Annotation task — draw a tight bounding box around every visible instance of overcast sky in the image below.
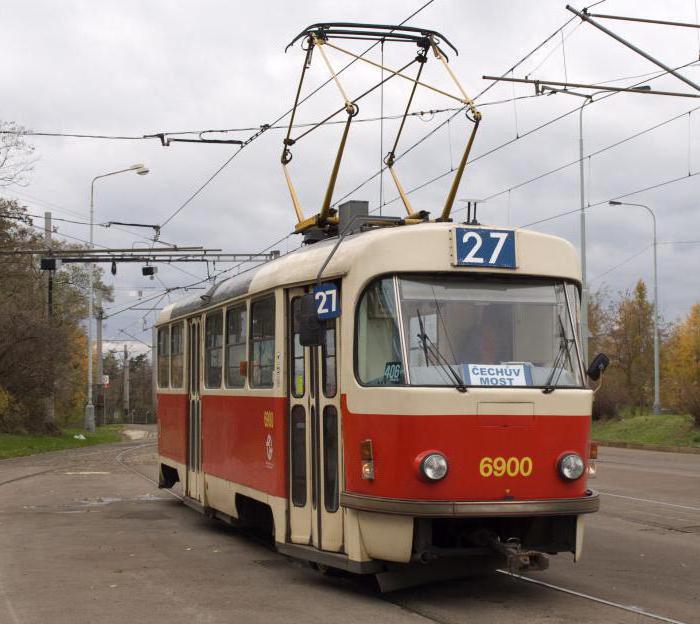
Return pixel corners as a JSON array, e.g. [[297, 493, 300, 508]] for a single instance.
[[2, 0, 699, 355]]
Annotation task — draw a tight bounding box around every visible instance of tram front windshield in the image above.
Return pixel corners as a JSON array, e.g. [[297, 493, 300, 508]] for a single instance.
[[356, 275, 584, 388]]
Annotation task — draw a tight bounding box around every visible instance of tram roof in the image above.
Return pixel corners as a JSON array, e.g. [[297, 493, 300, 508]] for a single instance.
[[157, 223, 580, 325]]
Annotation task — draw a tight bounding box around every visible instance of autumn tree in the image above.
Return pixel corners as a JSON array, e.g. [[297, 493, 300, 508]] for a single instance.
[[604, 280, 655, 413], [663, 304, 700, 425], [0, 200, 112, 432]]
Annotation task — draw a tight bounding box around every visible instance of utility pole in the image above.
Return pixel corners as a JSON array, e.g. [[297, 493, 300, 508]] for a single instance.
[[123, 344, 130, 423], [96, 291, 104, 426], [44, 212, 55, 427]]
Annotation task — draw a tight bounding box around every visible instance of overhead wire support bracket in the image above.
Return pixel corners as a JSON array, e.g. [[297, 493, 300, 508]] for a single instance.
[[481, 75, 700, 99], [281, 22, 482, 233], [566, 5, 700, 93], [145, 133, 244, 147]]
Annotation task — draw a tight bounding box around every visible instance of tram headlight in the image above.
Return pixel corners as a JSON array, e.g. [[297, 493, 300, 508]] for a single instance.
[[418, 452, 448, 481], [558, 453, 585, 481]]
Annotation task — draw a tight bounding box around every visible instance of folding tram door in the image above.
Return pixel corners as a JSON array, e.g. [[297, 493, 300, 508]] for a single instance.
[[287, 288, 343, 552], [186, 317, 203, 502]]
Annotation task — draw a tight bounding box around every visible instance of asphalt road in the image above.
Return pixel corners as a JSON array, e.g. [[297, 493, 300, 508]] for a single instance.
[[0, 430, 698, 624]]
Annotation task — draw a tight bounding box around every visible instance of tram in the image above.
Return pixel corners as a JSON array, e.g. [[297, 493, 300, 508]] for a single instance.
[[155, 22, 607, 586], [155, 201, 606, 582]]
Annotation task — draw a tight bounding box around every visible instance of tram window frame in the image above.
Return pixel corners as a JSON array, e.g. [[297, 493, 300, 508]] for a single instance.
[[204, 309, 224, 389], [290, 404, 307, 507], [157, 326, 170, 388], [322, 319, 337, 398], [225, 303, 247, 389], [354, 273, 586, 390], [354, 276, 405, 386], [322, 405, 339, 513], [250, 294, 276, 389], [290, 297, 305, 398], [170, 322, 184, 389]]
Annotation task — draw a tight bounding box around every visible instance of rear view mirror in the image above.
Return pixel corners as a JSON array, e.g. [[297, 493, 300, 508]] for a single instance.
[[586, 353, 610, 381], [299, 293, 325, 347]]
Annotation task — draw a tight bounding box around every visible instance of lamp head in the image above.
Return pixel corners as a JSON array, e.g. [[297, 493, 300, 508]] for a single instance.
[[130, 163, 150, 176], [630, 85, 652, 92], [609, 200, 623, 206]]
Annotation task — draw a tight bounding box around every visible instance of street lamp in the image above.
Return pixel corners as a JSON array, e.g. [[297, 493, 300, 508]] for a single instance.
[[608, 200, 661, 414], [85, 163, 150, 432]]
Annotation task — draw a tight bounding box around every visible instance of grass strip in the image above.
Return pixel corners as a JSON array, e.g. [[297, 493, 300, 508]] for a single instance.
[[0, 425, 123, 460], [592, 413, 700, 448]]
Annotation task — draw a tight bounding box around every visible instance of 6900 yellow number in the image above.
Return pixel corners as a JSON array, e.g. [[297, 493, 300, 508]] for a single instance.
[[479, 456, 533, 478]]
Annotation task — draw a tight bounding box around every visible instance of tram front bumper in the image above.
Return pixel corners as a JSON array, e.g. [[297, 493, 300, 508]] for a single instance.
[[340, 489, 600, 517]]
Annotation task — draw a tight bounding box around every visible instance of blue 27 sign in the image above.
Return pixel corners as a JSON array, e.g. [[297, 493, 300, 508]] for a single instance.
[[313, 283, 340, 320], [454, 228, 516, 268]]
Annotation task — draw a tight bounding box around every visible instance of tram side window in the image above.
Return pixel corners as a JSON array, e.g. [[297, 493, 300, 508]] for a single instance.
[[290, 298, 304, 397], [250, 295, 276, 388], [205, 310, 223, 388], [323, 405, 339, 512], [170, 323, 184, 388], [225, 304, 247, 388], [356, 278, 405, 385], [157, 327, 170, 388], [322, 320, 337, 397]]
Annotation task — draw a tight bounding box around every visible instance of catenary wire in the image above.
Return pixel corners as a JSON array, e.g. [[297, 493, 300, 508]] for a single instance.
[[157, 0, 437, 230], [374, 59, 700, 216], [481, 103, 700, 203], [517, 171, 700, 229]]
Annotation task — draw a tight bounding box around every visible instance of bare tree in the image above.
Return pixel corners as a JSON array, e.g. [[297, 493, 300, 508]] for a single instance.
[[0, 121, 36, 187]]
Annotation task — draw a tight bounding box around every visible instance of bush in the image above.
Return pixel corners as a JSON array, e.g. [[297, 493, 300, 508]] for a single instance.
[[592, 385, 620, 421]]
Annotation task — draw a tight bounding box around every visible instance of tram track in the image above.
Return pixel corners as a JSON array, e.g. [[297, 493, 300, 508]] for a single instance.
[[497, 571, 691, 624], [0, 444, 135, 488], [114, 443, 694, 624], [380, 570, 693, 624]]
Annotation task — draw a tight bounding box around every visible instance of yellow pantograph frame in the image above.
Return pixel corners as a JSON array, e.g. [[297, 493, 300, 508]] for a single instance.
[[281, 33, 482, 233]]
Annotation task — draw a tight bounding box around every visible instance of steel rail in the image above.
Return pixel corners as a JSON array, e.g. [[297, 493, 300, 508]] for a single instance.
[[499, 571, 690, 624]]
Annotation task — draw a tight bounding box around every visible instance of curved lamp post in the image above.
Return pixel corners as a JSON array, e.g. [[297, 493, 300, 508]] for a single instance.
[[85, 163, 149, 432], [609, 200, 661, 414]]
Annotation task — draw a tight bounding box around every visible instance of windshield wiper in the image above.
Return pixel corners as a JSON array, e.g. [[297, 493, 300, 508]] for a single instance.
[[416, 310, 467, 393], [543, 316, 574, 394]]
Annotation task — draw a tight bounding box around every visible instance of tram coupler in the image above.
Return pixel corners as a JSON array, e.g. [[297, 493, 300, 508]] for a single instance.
[[476, 532, 550, 572]]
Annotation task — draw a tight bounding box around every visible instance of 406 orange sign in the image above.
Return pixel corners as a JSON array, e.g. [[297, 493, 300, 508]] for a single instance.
[[479, 456, 533, 478]]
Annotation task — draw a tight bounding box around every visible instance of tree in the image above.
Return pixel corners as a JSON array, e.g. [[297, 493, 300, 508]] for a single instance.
[[0, 122, 36, 187], [606, 280, 655, 414], [588, 288, 621, 420], [0, 201, 113, 432], [663, 304, 700, 425]]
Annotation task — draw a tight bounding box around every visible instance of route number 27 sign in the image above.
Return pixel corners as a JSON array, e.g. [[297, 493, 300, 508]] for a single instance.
[[313, 283, 340, 320], [453, 228, 516, 269]]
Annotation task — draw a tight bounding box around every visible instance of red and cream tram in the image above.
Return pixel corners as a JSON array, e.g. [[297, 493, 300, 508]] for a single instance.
[[155, 203, 605, 582]]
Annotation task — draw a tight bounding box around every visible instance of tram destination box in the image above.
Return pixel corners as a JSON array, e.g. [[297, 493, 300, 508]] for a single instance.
[[451, 227, 516, 269]]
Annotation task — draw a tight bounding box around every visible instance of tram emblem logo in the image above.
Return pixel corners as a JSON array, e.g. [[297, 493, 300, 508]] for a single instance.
[[265, 433, 274, 462]]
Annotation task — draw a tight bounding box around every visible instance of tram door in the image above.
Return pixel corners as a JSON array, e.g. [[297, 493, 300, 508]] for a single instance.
[[186, 318, 203, 502], [288, 288, 343, 552]]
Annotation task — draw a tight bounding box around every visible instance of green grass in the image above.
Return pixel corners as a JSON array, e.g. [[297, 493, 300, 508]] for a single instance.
[[592, 413, 700, 448], [0, 425, 123, 460]]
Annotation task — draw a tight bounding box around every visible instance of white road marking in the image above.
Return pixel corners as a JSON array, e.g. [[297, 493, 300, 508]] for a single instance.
[[499, 571, 690, 624], [600, 491, 700, 512], [64, 471, 111, 475]]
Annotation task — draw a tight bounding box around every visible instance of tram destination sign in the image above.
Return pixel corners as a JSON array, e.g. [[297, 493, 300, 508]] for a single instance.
[[463, 363, 533, 387], [453, 227, 516, 269]]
